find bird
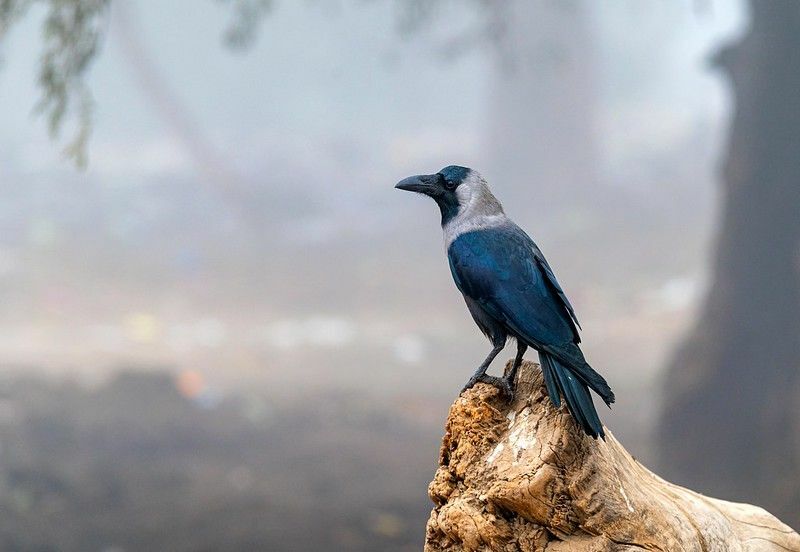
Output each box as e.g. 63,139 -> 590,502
395,165 -> 614,438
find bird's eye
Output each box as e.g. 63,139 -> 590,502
444,179 -> 456,191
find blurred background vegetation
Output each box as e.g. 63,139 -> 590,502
0,0 -> 798,550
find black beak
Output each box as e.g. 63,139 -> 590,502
394,174 -> 440,195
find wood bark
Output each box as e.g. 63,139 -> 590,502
425,360 -> 800,551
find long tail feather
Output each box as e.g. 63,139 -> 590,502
539,354 -> 561,407
545,344 -> 615,407
541,352 -> 605,439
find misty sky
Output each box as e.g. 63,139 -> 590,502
1,1 -> 488,177
0,0 -> 746,450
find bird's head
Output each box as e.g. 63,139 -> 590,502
395,165 -> 502,225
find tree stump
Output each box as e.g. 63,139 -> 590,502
425,360 -> 800,551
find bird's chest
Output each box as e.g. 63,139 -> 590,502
446,233 -> 516,298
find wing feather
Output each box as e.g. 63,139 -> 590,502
447,225 -> 579,348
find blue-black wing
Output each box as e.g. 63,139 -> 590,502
448,224 -> 614,408
447,225 -> 580,348
528,241 -> 582,331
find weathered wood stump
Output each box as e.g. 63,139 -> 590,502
425,360 -> 800,551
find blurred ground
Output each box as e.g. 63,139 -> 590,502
0,369 -> 437,551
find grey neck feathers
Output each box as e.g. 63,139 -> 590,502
443,173 -> 508,248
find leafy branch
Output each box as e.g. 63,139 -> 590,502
0,0 -> 272,167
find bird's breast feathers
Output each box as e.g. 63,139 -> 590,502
446,224 -> 535,295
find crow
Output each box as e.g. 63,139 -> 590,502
396,165 -> 614,438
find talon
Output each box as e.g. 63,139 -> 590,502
498,380 -> 514,400
460,377 -> 480,395
505,374 -> 517,393
461,373 -> 515,400
477,375 -> 513,400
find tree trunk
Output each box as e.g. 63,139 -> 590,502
425,361 -> 800,551
656,0 -> 800,524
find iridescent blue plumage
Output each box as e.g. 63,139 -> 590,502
447,226 -> 577,348
396,166 -> 614,438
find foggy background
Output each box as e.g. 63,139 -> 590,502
3,1 -> 797,550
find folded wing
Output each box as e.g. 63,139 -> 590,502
448,225 -> 614,407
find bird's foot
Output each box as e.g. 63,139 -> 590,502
503,373 -> 517,395
460,375 -> 481,395
461,374 -> 513,400
503,366 -> 519,389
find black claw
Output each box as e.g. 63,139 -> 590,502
460,376 -> 479,395
477,374 -> 513,400
461,373 -> 515,400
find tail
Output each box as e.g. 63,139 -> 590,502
540,352 -> 609,439
546,343 -> 615,406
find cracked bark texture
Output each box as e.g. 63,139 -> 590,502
424,360 -> 800,551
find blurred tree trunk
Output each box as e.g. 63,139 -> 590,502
657,0 -> 800,523
486,0 -> 599,236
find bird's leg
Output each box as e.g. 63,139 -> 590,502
461,341 -> 510,397
504,342 -> 528,393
